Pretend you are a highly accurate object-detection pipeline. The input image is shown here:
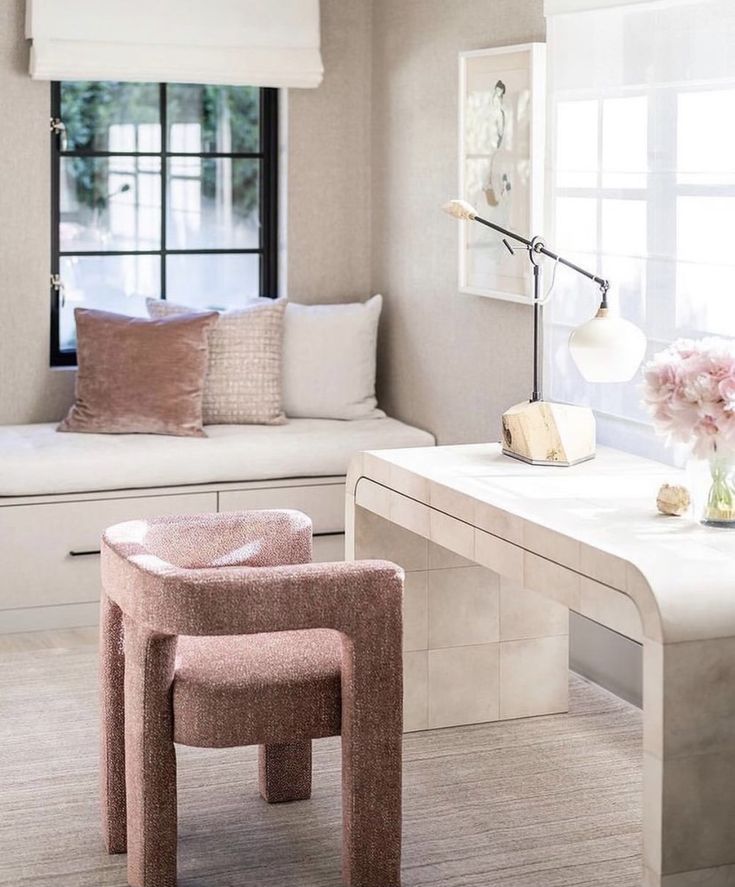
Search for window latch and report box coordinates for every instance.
[50,117,67,151]
[50,273,65,307]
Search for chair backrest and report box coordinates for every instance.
[101,509,404,642]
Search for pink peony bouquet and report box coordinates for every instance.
[642,337,735,459]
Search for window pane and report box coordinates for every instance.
[676,196,735,335]
[167,84,260,154]
[59,156,161,252]
[555,100,599,188]
[61,82,160,152]
[555,196,598,254]
[58,255,160,351]
[602,96,647,189]
[601,199,646,257]
[676,261,735,335]
[678,89,735,186]
[677,196,735,266]
[167,158,259,250]
[166,254,260,310]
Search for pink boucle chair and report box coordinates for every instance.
[99,509,404,887]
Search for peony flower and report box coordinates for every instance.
[682,373,721,406]
[720,376,735,411]
[642,336,735,458]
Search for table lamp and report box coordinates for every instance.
[443,199,646,466]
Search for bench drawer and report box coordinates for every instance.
[219,482,346,535]
[0,492,217,610]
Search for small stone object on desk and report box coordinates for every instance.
[656,483,691,516]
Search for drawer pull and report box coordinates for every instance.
[69,549,101,558]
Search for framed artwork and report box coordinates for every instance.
[458,43,546,303]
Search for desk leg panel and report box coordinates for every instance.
[643,637,735,886]
[348,502,570,733]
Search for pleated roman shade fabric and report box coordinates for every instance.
[26,0,324,88]
[544,0,693,12]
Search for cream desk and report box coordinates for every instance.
[346,443,735,887]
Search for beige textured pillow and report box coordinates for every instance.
[147,298,286,425]
[58,308,218,437]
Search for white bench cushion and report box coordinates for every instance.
[0,418,435,497]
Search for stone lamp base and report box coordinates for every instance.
[501,400,596,467]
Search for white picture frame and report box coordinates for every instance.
[458,43,546,304]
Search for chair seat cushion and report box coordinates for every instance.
[173,629,342,748]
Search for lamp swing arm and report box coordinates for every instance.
[472,214,610,306]
[442,198,646,414]
[470,212,610,404]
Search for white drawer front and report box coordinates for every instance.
[219,483,346,535]
[0,492,217,610]
[312,534,345,563]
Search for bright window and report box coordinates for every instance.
[50,82,278,365]
[546,1,735,458]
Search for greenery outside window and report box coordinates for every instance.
[50,82,278,366]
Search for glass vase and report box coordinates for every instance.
[701,451,735,528]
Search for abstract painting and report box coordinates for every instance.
[459,44,546,303]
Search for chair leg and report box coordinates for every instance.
[340,642,403,887]
[340,730,402,886]
[100,593,127,854]
[258,741,312,803]
[123,617,178,887]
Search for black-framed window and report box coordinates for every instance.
[50,82,278,366]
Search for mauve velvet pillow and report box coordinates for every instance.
[58,308,218,438]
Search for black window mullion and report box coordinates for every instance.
[50,81,66,365]
[58,151,264,159]
[160,83,167,301]
[58,249,262,258]
[261,88,279,298]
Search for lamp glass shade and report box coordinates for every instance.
[568,310,647,383]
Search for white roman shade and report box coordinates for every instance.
[26,0,323,88]
[545,0,685,12]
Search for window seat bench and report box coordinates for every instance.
[0,417,435,634]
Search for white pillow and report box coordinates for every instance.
[283,295,385,420]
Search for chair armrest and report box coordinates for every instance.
[102,550,403,640]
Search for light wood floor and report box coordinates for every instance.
[0,625,99,653]
[0,636,643,887]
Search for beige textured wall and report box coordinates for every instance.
[0,0,373,423]
[286,0,373,304]
[0,0,75,424]
[371,0,546,444]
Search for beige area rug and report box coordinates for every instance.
[0,648,642,887]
